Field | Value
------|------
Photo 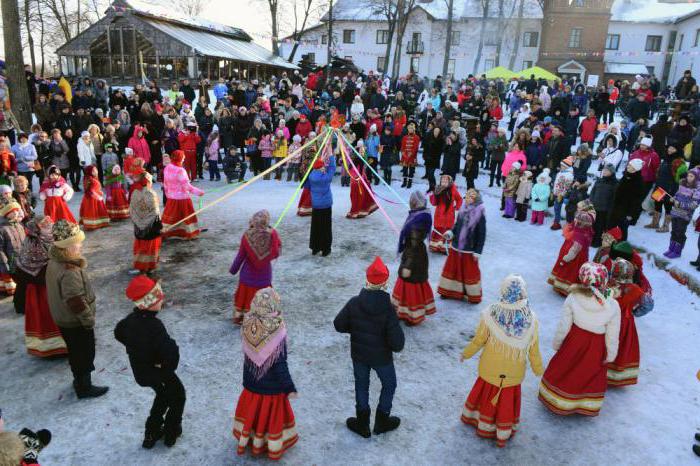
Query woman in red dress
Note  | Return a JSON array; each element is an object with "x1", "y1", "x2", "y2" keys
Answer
[
  {"x1": 233, "y1": 288, "x2": 298, "y2": 460},
  {"x1": 296, "y1": 133, "x2": 317, "y2": 217},
  {"x1": 392, "y1": 191, "x2": 435, "y2": 325},
  {"x1": 539, "y1": 262, "x2": 621, "y2": 416},
  {"x1": 14, "y1": 215, "x2": 68, "y2": 357},
  {"x1": 162, "y1": 150, "x2": 204, "y2": 240},
  {"x1": 346, "y1": 153, "x2": 378, "y2": 220},
  {"x1": 547, "y1": 210, "x2": 594, "y2": 295},
  {"x1": 429, "y1": 175, "x2": 462, "y2": 253},
  {"x1": 230, "y1": 210, "x2": 281, "y2": 324},
  {"x1": 607, "y1": 258, "x2": 649, "y2": 386},
  {"x1": 39, "y1": 166, "x2": 75, "y2": 223},
  {"x1": 437, "y1": 189, "x2": 486, "y2": 304},
  {"x1": 79, "y1": 165, "x2": 110, "y2": 231},
  {"x1": 104, "y1": 164, "x2": 130, "y2": 221}
]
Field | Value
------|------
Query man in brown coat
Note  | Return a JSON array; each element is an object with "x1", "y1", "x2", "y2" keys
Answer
[{"x1": 46, "y1": 219, "x2": 108, "y2": 399}]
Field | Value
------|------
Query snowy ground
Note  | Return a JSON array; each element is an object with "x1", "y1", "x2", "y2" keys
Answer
[{"x1": 1, "y1": 168, "x2": 700, "y2": 466}]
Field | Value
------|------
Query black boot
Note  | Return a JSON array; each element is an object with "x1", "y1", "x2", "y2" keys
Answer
[
  {"x1": 691, "y1": 258, "x2": 700, "y2": 267},
  {"x1": 694, "y1": 444, "x2": 700, "y2": 457},
  {"x1": 143, "y1": 416, "x2": 164, "y2": 449},
  {"x1": 163, "y1": 424, "x2": 182, "y2": 447},
  {"x1": 401, "y1": 177, "x2": 407, "y2": 188},
  {"x1": 73, "y1": 374, "x2": 109, "y2": 399},
  {"x1": 407, "y1": 178, "x2": 412, "y2": 189},
  {"x1": 346, "y1": 409, "x2": 371, "y2": 438},
  {"x1": 373, "y1": 410, "x2": 400, "y2": 435}
]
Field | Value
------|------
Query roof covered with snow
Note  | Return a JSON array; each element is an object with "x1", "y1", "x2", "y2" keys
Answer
[
  {"x1": 605, "y1": 62, "x2": 650, "y2": 75},
  {"x1": 610, "y1": 0, "x2": 700, "y2": 24}
]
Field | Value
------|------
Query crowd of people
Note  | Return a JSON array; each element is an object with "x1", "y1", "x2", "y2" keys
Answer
[{"x1": 1, "y1": 62, "x2": 700, "y2": 463}]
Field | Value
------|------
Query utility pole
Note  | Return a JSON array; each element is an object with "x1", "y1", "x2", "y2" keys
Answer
[
  {"x1": 442, "y1": 0, "x2": 454, "y2": 78},
  {"x1": 327, "y1": 0, "x2": 333, "y2": 72},
  {"x1": 1, "y1": 0, "x2": 33, "y2": 130}
]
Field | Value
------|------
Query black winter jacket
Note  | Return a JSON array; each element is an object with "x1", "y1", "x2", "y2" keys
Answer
[
  {"x1": 589, "y1": 174, "x2": 617, "y2": 212},
  {"x1": 334, "y1": 289, "x2": 405, "y2": 367},
  {"x1": 114, "y1": 309, "x2": 180, "y2": 387},
  {"x1": 609, "y1": 171, "x2": 645, "y2": 226},
  {"x1": 243, "y1": 349, "x2": 296, "y2": 395}
]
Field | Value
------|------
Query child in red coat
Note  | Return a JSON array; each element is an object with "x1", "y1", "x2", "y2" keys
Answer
[
  {"x1": 429, "y1": 175, "x2": 462, "y2": 253},
  {"x1": 177, "y1": 125, "x2": 202, "y2": 181}
]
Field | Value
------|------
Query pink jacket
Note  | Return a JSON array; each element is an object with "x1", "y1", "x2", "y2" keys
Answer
[
  {"x1": 127, "y1": 125, "x2": 151, "y2": 164},
  {"x1": 501, "y1": 150, "x2": 527, "y2": 178},
  {"x1": 163, "y1": 163, "x2": 204, "y2": 200}
]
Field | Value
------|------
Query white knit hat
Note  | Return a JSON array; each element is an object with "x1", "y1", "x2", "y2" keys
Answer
[
  {"x1": 531, "y1": 130, "x2": 541, "y2": 139},
  {"x1": 628, "y1": 158, "x2": 644, "y2": 172}
]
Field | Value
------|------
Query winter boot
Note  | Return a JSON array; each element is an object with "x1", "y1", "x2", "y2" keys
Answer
[
  {"x1": 142, "y1": 424, "x2": 164, "y2": 449},
  {"x1": 163, "y1": 424, "x2": 182, "y2": 447},
  {"x1": 346, "y1": 409, "x2": 371, "y2": 438},
  {"x1": 694, "y1": 444, "x2": 700, "y2": 457},
  {"x1": 401, "y1": 177, "x2": 408, "y2": 188},
  {"x1": 373, "y1": 410, "x2": 401, "y2": 435},
  {"x1": 550, "y1": 222, "x2": 562, "y2": 231},
  {"x1": 644, "y1": 211, "x2": 660, "y2": 229},
  {"x1": 656, "y1": 215, "x2": 671, "y2": 233},
  {"x1": 690, "y1": 255, "x2": 700, "y2": 267},
  {"x1": 663, "y1": 240, "x2": 682, "y2": 259},
  {"x1": 407, "y1": 178, "x2": 413, "y2": 189},
  {"x1": 73, "y1": 374, "x2": 109, "y2": 399}
]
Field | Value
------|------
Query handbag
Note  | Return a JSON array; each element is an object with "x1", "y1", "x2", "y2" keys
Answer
[{"x1": 134, "y1": 217, "x2": 163, "y2": 240}]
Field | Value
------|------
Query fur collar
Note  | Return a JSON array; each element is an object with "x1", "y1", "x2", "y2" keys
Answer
[{"x1": 49, "y1": 246, "x2": 87, "y2": 269}]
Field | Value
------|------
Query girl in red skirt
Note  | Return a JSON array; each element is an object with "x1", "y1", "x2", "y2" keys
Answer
[
  {"x1": 539, "y1": 262, "x2": 621, "y2": 416},
  {"x1": 607, "y1": 258, "x2": 650, "y2": 386},
  {"x1": 39, "y1": 166, "x2": 75, "y2": 223},
  {"x1": 437, "y1": 189, "x2": 486, "y2": 304},
  {"x1": 14, "y1": 215, "x2": 68, "y2": 357},
  {"x1": 429, "y1": 175, "x2": 462, "y2": 253},
  {"x1": 230, "y1": 210, "x2": 281, "y2": 324},
  {"x1": 79, "y1": 165, "x2": 110, "y2": 231},
  {"x1": 460, "y1": 274, "x2": 543, "y2": 447},
  {"x1": 547, "y1": 210, "x2": 594, "y2": 296},
  {"x1": 392, "y1": 191, "x2": 435, "y2": 325},
  {"x1": 162, "y1": 150, "x2": 204, "y2": 239},
  {"x1": 346, "y1": 153, "x2": 378, "y2": 219},
  {"x1": 297, "y1": 133, "x2": 317, "y2": 217},
  {"x1": 104, "y1": 164, "x2": 130, "y2": 221},
  {"x1": 129, "y1": 170, "x2": 162, "y2": 274},
  {"x1": 233, "y1": 288, "x2": 298, "y2": 460}
]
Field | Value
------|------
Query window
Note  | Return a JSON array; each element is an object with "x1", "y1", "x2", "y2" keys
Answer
[
  {"x1": 523, "y1": 31, "x2": 539, "y2": 47},
  {"x1": 412, "y1": 32, "x2": 422, "y2": 43},
  {"x1": 646, "y1": 66, "x2": 655, "y2": 75},
  {"x1": 679, "y1": 34, "x2": 685, "y2": 51},
  {"x1": 447, "y1": 59, "x2": 455, "y2": 75},
  {"x1": 695, "y1": 29, "x2": 700, "y2": 47},
  {"x1": 410, "y1": 57, "x2": 420, "y2": 73},
  {"x1": 645, "y1": 35, "x2": 662, "y2": 51},
  {"x1": 376, "y1": 30, "x2": 389, "y2": 44},
  {"x1": 485, "y1": 31, "x2": 498, "y2": 46},
  {"x1": 522, "y1": 60, "x2": 533, "y2": 70},
  {"x1": 377, "y1": 56, "x2": 387, "y2": 72},
  {"x1": 568, "y1": 28, "x2": 582, "y2": 48},
  {"x1": 574, "y1": 0, "x2": 584, "y2": 6},
  {"x1": 343, "y1": 29, "x2": 355, "y2": 44},
  {"x1": 451, "y1": 31, "x2": 460, "y2": 46},
  {"x1": 605, "y1": 34, "x2": 620, "y2": 50},
  {"x1": 484, "y1": 58, "x2": 495, "y2": 70},
  {"x1": 321, "y1": 34, "x2": 327, "y2": 45}
]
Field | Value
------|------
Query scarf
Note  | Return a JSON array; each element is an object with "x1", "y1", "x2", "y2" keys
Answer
[
  {"x1": 244, "y1": 210, "x2": 275, "y2": 262},
  {"x1": 242, "y1": 288, "x2": 287, "y2": 380},
  {"x1": 15, "y1": 217, "x2": 53, "y2": 276},
  {"x1": 129, "y1": 185, "x2": 159, "y2": 230},
  {"x1": 457, "y1": 199, "x2": 485, "y2": 251},
  {"x1": 398, "y1": 209, "x2": 432, "y2": 253}
]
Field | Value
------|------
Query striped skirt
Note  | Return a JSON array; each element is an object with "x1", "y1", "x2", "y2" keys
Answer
[
  {"x1": 391, "y1": 278, "x2": 435, "y2": 325},
  {"x1": 461, "y1": 377, "x2": 521, "y2": 448},
  {"x1": 133, "y1": 237, "x2": 162, "y2": 272},
  {"x1": 162, "y1": 198, "x2": 200, "y2": 240},
  {"x1": 437, "y1": 250, "x2": 482, "y2": 304},
  {"x1": 25, "y1": 283, "x2": 68, "y2": 357},
  {"x1": 79, "y1": 196, "x2": 110, "y2": 230}
]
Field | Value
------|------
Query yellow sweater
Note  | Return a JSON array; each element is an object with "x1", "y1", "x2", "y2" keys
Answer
[
  {"x1": 273, "y1": 138, "x2": 288, "y2": 159},
  {"x1": 462, "y1": 313, "x2": 544, "y2": 388}
]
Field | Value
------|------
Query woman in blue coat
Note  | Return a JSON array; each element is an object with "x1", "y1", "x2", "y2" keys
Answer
[{"x1": 308, "y1": 155, "x2": 336, "y2": 256}]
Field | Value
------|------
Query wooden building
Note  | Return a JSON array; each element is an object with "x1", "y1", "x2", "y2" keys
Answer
[{"x1": 56, "y1": 0, "x2": 296, "y2": 84}]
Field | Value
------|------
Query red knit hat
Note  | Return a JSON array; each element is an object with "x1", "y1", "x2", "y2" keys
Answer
[
  {"x1": 366, "y1": 256, "x2": 389, "y2": 288},
  {"x1": 171, "y1": 150, "x2": 186, "y2": 165},
  {"x1": 313, "y1": 158, "x2": 325, "y2": 170},
  {"x1": 605, "y1": 226, "x2": 623, "y2": 242},
  {"x1": 125, "y1": 275, "x2": 164, "y2": 310}
]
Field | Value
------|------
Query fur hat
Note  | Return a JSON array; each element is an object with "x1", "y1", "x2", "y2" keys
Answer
[
  {"x1": 640, "y1": 137, "x2": 653, "y2": 147},
  {"x1": 602, "y1": 163, "x2": 616, "y2": 175},
  {"x1": 0, "y1": 201, "x2": 21, "y2": 217},
  {"x1": 292, "y1": 134, "x2": 302, "y2": 143},
  {"x1": 0, "y1": 432, "x2": 24, "y2": 466},
  {"x1": 511, "y1": 162, "x2": 522, "y2": 171},
  {"x1": 537, "y1": 168, "x2": 551, "y2": 184},
  {"x1": 52, "y1": 219, "x2": 85, "y2": 248},
  {"x1": 628, "y1": 158, "x2": 644, "y2": 173},
  {"x1": 365, "y1": 256, "x2": 389, "y2": 289},
  {"x1": 126, "y1": 275, "x2": 164, "y2": 310}
]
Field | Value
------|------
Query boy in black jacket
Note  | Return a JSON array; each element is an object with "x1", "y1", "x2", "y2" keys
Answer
[
  {"x1": 115, "y1": 276, "x2": 185, "y2": 449},
  {"x1": 334, "y1": 256, "x2": 405, "y2": 438}
]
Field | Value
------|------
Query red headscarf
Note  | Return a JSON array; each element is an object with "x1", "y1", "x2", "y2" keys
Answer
[{"x1": 171, "y1": 150, "x2": 185, "y2": 166}]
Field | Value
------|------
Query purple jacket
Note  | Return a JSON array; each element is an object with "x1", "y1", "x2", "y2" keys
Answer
[{"x1": 229, "y1": 231, "x2": 281, "y2": 287}]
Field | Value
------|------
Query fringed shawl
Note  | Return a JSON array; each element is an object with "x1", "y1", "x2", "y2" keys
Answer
[{"x1": 242, "y1": 288, "x2": 287, "y2": 380}]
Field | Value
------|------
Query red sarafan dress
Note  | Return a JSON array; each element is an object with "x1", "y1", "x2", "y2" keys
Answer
[
  {"x1": 346, "y1": 165, "x2": 378, "y2": 219},
  {"x1": 129, "y1": 180, "x2": 162, "y2": 273},
  {"x1": 548, "y1": 223, "x2": 593, "y2": 296},
  {"x1": 162, "y1": 153, "x2": 204, "y2": 239},
  {"x1": 79, "y1": 169, "x2": 110, "y2": 230},
  {"x1": 539, "y1": 286, "x2": 621, "y2": 416},
  {"x1": 104, "y1": 169, "x2": 130, "y2": 220},
  {"x1": 297, "y1": 145, "x2": 316, "y2": 217},
  {"x1": 607, "y1": 283, "x2": 644, "y2": 386},
  {"x1": 39, "y1": 177, "x2": 76, "y2": 223},
  {"x1": 429, "y1": 184, "x2": 462, "y2": 253}
]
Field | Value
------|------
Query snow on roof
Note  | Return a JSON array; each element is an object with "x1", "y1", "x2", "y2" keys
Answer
[
  {"x1": 610, "y1": 0, "x2": 700, "y2": 24},
  {"x1": 144, "y1": 18, "x2": 297, "y2": 69},
  {"x1": 605, "y1": 62, "x2": 650, "y2": 75}
]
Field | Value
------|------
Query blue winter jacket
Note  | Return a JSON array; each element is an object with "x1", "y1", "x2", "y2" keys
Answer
[
  {"x1": 365, "y1": 134, "x2": 380, "y2": 159},
  {"x1": 531, "y1": 183, "x2": 551, "y2": 211},
  {"x1": 308, "y1": 156, "x2": 336, "y2": 209},
  {"x1": 213, "y1": 83, "x2": 228, "y2": 100},
  {"x1": 243, "y1": 350, "x2": 297, "y2": 395},
  {"x1": 11, "y1": 143, "x2": 38, "y2": 172}
]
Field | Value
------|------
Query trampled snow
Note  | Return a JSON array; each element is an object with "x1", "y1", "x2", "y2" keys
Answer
[{"x1": 1, "y1": 168, "x2": 699, "y2": 465}]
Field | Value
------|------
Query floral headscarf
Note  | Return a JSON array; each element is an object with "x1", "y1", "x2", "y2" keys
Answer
[
  {"x1": 15, "y1": 215, "x2": 54, "y2": 276},
  {"x1": 242, "y1": 288, "x2": 287, "y2": 380},
  {"x1": 578, "y1": 261, "x2": 609, "y2": 304},
  {"x1": 244, "y1": 210, "x2": 273, "y2": 261}
]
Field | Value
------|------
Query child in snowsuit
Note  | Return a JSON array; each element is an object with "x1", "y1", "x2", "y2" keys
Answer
[
  {"x1": 502, "y1": 162, "x2": 521, "y2": 219},
  {"x1": 286, "y1": 135, "x2": 302, "y2": 182},
  {"x1": 664, "y1": 167, "x2": 700, "y2": 259},
  {"x1": 223, "y1": 146, "x2": 247, "y2": 183},
  {"x1": 530, "y1": 169, "x2": 551, "y2": 225},
  {"x1": 115, "y1": 276, "x2": 186, "y2": 449},
  {"x1": 515, "y1": 170, "x2": 533, "y2": 222}
]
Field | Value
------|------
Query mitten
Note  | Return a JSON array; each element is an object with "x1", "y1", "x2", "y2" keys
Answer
[{"x1": 19, "y1": 428, "x2": 51, "y2": 464}]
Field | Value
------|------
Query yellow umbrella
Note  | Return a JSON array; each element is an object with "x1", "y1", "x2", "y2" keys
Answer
[
  {"x1": 484, "y1": 66, "x2": 517, "y2": 80},
  {"x1": 518, "y1": 66, "x2": 559, "y2": 81}
]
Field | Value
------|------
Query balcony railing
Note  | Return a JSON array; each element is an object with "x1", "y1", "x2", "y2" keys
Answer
[{"x1": 406, "y1": 41, "x2": 424, "y2": 55}]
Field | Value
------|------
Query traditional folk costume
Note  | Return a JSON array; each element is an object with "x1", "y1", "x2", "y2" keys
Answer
[
  {"x1": 399, "y1": 123, "x2": 420, "y2": 189},
  {"x1": 104, "y1": 164, "x2": 130, "y2": 221},
  {"x1": 429, "y1": 175, "x2": 462, "y2": 253},
  {"x1": 296, "y1": 135, "x2": 317, "y2": 217},
  {"x1": 129, "y1": 171, "x2": 162, "y2": 273},
  {"x1": 346, "y1": 162, "x2": 378, "y2": 219},
  {"x1": 233, "y1": 288, "x2": 298, "y2": 460},
  {"x1": 607, "y1": 258, "x2": 650, "y2": 387},
  {"x1": 392, "y1": 191, "x2": 435, "y2": 325},
  {"x1": 78, "y1": 166, "x2": 110, "y2": 231},
  {"x1": 461, "y1": 275, "x2": 543, "y2": 447},
  {"x1": 539, "y1": 262, "x2": 621, "y2": 416},
  {"x1": 0, "y1": 202, "x2": 26, "y2": 297},
  {"x1": 230, "y1": 210, "x2": 281, "y2": 325},
  {"x1": 15, "y1": 215, "x2": 68, "y2": 357},
  {"x1": 593, "y1": 227, "x2": 653, "y2": 296},
  {"x1": 162, "y1": 150, "x2": 204, "y2": 240},
  {"x1": 437, "y1": 189, "x2": 486, "y2": 304},
  {"x1": 39, "y1": 166, "x2": 75, "y2": 223},
  {"x1": 547, "y1": 211, "x2": 594, "y2": 296}
]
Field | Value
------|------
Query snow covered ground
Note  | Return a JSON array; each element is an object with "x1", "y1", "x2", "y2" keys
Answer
[{"x1": 1, "y1": 170, "x2": 700, "y2": 466}]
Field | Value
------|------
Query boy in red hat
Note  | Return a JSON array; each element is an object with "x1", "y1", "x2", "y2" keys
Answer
[
  {"x1": 334, "y1": 256, "x2": 405, "y2": 438},
  {"x1": 115, "y1": 276, "x2": 186, "y2": 449}
]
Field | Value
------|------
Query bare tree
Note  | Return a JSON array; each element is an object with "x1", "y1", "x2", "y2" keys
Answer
[
  {"x1": 472, "y1": 0, "x2": 489, "y2": 74},
  {"x1": 2, "y1": 0, "x2": 33, "y2": 129},
  {"x1": 37, "y1": 0, "x2": 46, "y2": 76},
  {"x1": 493, "y1": 0, "x2": 504, "y2": 66},
  {"x1": 254, "y1": 0, "x2": 281, "y2": 55},
  {"x1": 390, "y1": 0, "x2": 417, "y2": 79},
  {"x1": 507, "y1": 0, "x2": 525, "y2": 70},
  {"x1": 21, "y1": 0, "x2": 38, "y2": 73},
  {"x1": 441, "y1": 0, "x2": 455, "y2": 78},
  {"x1": 174, "y1": 0, "x2": 205, "y2": 16},
  {"x1": 285, "y1": 0, "x2": 317, "y2": 62}
]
